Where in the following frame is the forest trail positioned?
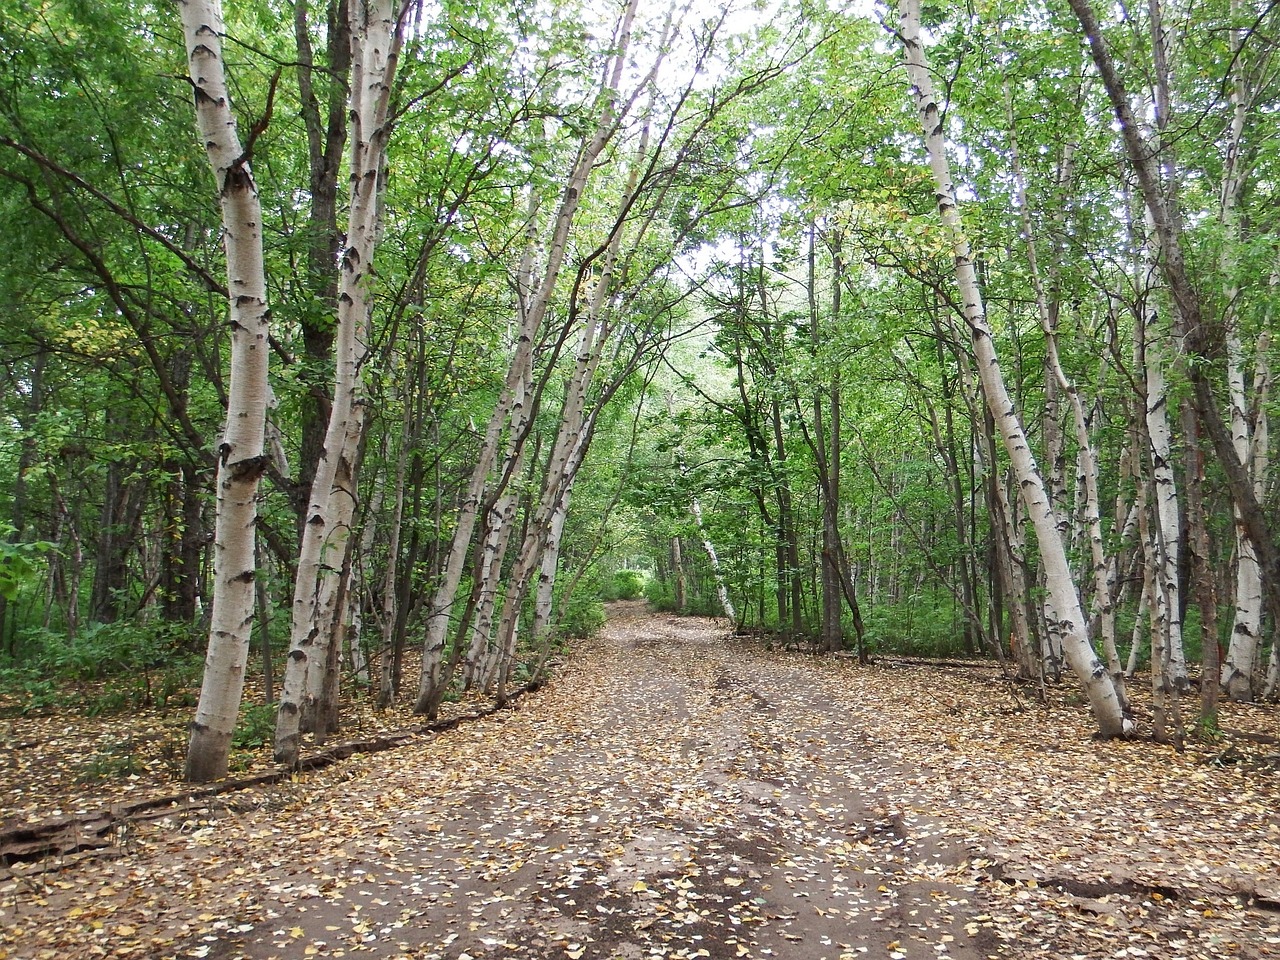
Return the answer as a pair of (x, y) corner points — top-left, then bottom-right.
(4, 604), (1280, 959)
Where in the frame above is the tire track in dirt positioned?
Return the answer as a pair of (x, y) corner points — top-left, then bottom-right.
(0, 607), (999, 960)
(222, 607), (996, 960)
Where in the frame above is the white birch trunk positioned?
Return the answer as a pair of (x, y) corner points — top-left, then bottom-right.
(486, 254), (616, 694)
(1220, 6), (1263, 699)
(691, 495), (736, 622)
(529, 496), (571, 651)
(415, 0), (644, 715)
(181, 0), (274, 782)
(1126, 578), (1150, 679)
(1006, 94), (1126, 707)
(1143, 331), (1187, 678)
(463, 488), (521, 690)
(275, 0), (403, 767)
(900, 0), (1125, 737)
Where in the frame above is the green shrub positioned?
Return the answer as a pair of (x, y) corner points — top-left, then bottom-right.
(76, 738), (144, 782)
(560, 594), (606, 638)
(645, 578), (678, 612)
(20, 620), (197, 682)
(610, 569), (647, 601)
(0, 667), (59, 715)
(232, 702), (277, 750)
(862, 591), (966, 658)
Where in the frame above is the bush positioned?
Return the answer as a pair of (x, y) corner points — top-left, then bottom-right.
(18, 620), (197, 682)
(645, 578), (679, 612)
(0, 667), (59, 715)
(610, 569), (647, 600)
(559, 594), (606, 639)
(76, 737), (145, 782)
(232, 702), (277, 750)
(862, 590), (966, 658)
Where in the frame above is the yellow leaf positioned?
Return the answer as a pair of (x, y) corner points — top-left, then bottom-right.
(632, 880), (648, 892)
(290, 927), (305, 938)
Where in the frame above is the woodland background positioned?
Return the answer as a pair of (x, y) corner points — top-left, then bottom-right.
(0, 0), (1279, 780)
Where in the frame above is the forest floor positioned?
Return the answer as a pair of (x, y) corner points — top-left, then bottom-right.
(3, 603), (1280, 960)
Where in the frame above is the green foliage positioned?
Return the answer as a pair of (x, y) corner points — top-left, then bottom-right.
(0, 537), (51, 602)
(608, 569), (647, 601)
(0, 620), (202, 716)
(645, 578), (679, 612)
(559, 594), (607, 639)
(862, 591), (968, 658)
(0, 666), (58, 715)
(16, 620), (197, 682)
(232, 703), (277, 751)
(75, 737), (145, 782)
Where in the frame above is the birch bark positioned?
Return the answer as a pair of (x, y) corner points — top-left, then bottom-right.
(1005, 94), (1126, 704)
(1220, 2), (1264, 700)
(1067, 0), (1280, 655)
(899, 0), (1125, 737)
(414, 0), (644, 715)
(181, 0), (273, 782)
(275, 0), (405, 768)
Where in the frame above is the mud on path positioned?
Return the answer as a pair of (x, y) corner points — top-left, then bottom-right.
(4, 604), (1278, 959)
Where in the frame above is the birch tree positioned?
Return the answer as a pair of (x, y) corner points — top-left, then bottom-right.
(1067, 0), (1280, 653)
(1003, 69), (1127, 706)
(898, 0), (1126, 738)
(275, 0), (407, 768)
(180, 0), (273, 782)
(1218, 0), (1269, 700)
(414, 0), (649, 716)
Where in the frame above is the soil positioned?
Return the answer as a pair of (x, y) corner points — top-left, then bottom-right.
(2, 602), (1278, 959)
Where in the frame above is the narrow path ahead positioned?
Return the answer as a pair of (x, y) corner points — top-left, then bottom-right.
(5, 606), (995, 960)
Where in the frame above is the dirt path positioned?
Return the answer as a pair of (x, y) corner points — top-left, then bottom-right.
(6, 605), (1280, 960)
(0, 606), (994, 960)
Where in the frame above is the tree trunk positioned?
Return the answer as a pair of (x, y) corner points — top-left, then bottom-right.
(275, 0), (405, 768)
(291, 0), (351, 535)
(1068, 0), (1280, 662)
(900, 0), (1125, 737)
(1181, 402), (1220, 733)
(182, 0), (273, 782)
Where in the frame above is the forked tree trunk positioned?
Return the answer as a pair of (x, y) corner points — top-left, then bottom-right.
(900, 0), (1125, 737)
(181, 0), (273, 782)
(275, 0), (405, 768)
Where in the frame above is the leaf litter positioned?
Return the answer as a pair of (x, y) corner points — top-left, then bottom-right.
(1, 600), (1278, 959)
